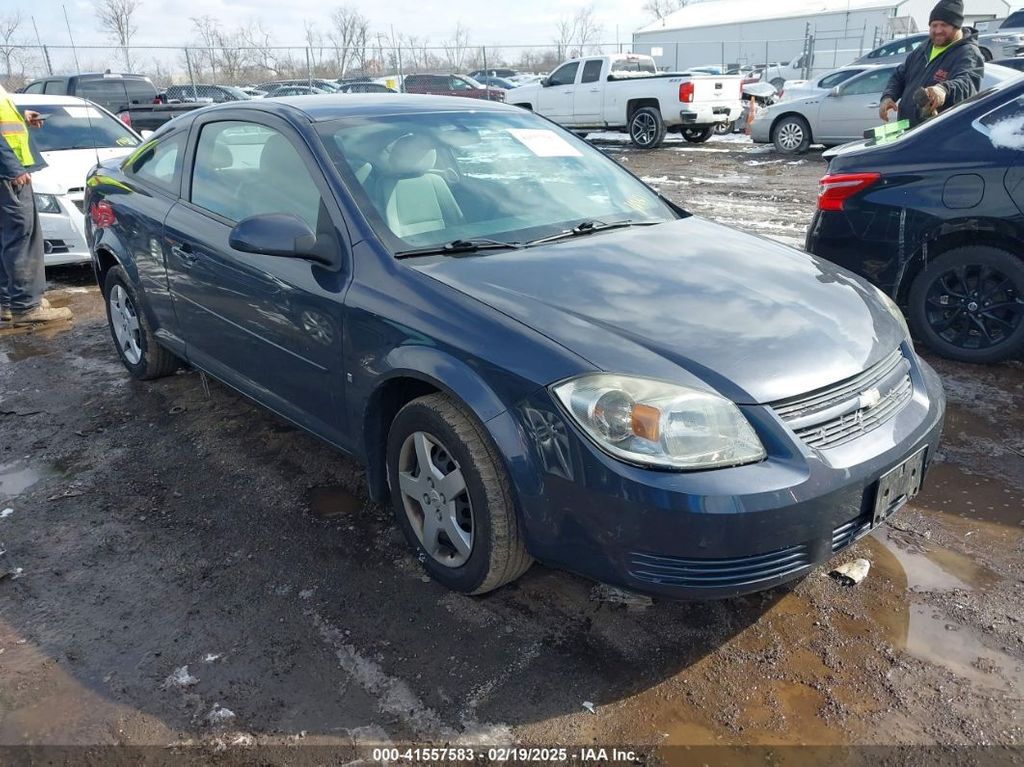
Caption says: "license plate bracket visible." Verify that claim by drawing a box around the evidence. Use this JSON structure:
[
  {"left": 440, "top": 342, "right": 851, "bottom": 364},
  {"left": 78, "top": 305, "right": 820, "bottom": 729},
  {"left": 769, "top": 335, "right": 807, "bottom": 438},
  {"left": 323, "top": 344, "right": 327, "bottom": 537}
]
[{"left": 873, "top": 448, "right": 927, "bottom": 526}]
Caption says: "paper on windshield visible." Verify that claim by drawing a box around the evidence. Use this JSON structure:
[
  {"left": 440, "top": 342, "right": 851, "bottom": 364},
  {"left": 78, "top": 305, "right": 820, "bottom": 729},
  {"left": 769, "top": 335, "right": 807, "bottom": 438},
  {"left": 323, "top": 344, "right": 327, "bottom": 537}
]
[
  {"left": 63, "top": 106, "right": 104, "bottom": 119},
  {"left": 506, "top": 129, "right": 582, "bottom": 157}
]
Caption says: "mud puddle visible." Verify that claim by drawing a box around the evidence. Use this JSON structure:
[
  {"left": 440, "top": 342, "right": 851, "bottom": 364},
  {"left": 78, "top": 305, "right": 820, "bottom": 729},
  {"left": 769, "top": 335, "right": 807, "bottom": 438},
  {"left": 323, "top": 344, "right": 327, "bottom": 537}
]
[
  {"left": 307, "top": 485, "right": 364, "bottom": 519},
  {"left": 911, "top": 460, "right": 1024, "bottom": 532},
  {"left": 0, "top": 462, "right": 57, "bottom": 500}
]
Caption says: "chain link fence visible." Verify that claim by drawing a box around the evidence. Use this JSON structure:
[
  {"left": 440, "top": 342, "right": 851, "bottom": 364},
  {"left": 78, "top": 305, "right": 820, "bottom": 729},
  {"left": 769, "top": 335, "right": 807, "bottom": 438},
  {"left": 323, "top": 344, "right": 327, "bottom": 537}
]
[{"left": 1, "top": 26, "right": 894, "bottom": 92}]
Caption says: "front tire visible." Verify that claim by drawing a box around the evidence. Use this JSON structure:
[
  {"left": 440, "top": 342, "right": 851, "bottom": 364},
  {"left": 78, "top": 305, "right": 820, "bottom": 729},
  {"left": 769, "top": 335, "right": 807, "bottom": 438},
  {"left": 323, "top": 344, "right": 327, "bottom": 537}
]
[
  {"left": 682, "top": 125, "right": 715, "bottom": 143},
  {"left": 907, "top": 246, "right": 1024, "bottom": 364},
  {"left": 772, "top": 114, "right": 811, "bottom": 154},
  {"left": 628, "top": 106, "right": 667, "bottom": 149},
  {"left": 103, "top": 265, "right": 180, "bottom": 379},
  {"left": 387, "top": 393, "right": 533, "bottom": 594}
]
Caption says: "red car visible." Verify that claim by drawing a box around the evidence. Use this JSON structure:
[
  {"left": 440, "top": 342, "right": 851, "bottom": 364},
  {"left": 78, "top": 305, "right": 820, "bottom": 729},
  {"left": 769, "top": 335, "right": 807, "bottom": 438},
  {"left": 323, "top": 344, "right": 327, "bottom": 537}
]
[{"left": 402, "top": 74, "right": 505, "bottom": 102}]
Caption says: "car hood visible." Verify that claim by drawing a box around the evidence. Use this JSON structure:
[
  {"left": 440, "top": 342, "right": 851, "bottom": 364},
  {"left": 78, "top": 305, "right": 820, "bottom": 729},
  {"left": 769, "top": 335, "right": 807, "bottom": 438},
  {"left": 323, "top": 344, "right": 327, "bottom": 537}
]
[
  {"left": 32, "top": 147, "right": 135, "bottom": 195},
  {"left": 413, "top": 218, "right": 904, "bottom": 404}
]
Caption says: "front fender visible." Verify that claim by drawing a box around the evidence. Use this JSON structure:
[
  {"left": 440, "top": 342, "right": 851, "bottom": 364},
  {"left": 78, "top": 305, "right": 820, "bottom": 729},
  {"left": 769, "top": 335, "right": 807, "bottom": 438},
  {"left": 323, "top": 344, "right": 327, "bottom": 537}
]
[{"left": 360, "top": 344, "right": 545, "bottom": 504}]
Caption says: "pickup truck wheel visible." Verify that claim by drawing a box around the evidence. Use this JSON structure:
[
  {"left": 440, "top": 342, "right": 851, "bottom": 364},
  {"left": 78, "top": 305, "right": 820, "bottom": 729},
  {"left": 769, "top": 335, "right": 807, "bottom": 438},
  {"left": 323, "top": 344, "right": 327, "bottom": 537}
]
[
  {"left": 772, "top": 115, "right": 811, "bottom": 154},
  {"left": 103, "top": 265, "right": 181, "bottom": 380},
  {"left": 713, "top": 120, "right": 734, "bottom": 135},
  {"left": 628, "top": 107, "right": 666, "bottom": 149},
  {"left": 387, "top": 393, "right": 533, "bottom": 594},
  {"left": 682, "top": 126, "right": 714, "bottom": 143},
  {"left": 907, "top": 246, "right": 1024, "bottom": 364}
]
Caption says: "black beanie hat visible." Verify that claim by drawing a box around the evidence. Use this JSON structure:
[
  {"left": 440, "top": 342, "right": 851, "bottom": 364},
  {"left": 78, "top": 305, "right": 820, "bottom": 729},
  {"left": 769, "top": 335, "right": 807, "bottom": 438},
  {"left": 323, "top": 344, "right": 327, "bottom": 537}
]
[{"left": 930, "top": 0, "right": 964, "bottom": 27}]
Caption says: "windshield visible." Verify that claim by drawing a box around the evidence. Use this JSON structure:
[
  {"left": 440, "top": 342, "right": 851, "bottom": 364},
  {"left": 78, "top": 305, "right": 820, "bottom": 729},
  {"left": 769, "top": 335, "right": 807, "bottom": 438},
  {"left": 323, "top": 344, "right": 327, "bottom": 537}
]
[
  {"left": 17, "top": 102, "right": 139, "bottom": 151},
  {"left": 315, "top": 110, "right": 677, "bottom": 252}
]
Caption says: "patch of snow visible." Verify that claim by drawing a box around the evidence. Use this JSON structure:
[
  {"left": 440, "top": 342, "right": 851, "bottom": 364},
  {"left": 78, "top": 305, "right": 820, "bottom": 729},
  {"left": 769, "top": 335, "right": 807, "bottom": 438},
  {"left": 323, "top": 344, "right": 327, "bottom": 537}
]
[
  {"left": 691, "top": 175, "right": 752, "bottom": 184},
  {"left": 710, "top": 133, "right": 754, "bottom": 144},
  {"left": 745, "top": 159, "right": 784, "bottom": 166},
  {"left": 0, "top": 508, "right": 12, "bottom": 519},
  {"left": 988, "top": 116, "right": 1024, "bottom": 150},
  {"left": 202, "top": 653, "right": 221, "bottom": 663},
  {"left": 667, "top": 146, "right": 732, "bottom": 153},
  {"left": 163, "top": 665, "right": 199, "bottom": 688},
  {"left": 206, "top": 704, "right": 236, "bottom": 725}
]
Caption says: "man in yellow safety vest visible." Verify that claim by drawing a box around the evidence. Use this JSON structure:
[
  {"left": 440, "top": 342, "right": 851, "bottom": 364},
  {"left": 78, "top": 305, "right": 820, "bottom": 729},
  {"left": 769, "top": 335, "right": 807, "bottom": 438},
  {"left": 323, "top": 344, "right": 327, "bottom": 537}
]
[{"left": 0, "top": 82, "right": 73, "bottom": 326}]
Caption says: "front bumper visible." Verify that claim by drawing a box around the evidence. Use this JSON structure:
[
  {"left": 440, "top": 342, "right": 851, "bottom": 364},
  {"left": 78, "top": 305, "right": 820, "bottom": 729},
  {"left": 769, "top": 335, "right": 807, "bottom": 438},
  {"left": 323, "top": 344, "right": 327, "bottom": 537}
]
[
  {"left": 749, "top": 116, "right": 772, "bottom": 143},
  {"left": 496, "top": 350, "right": 945, "bottom": 599},
  {"left": 39, "top": 193, "right": 91, "bottom": 267}
]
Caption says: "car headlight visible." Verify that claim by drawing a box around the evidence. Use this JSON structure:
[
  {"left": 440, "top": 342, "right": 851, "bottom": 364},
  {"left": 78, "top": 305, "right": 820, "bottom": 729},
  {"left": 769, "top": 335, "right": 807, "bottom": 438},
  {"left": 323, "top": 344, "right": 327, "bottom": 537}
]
[
  {"left": 551, "top": 374, "right": 766, "bottom": 470},
  {"left": 34, "top": 193, "right": 62, "bottom": 214},
  {"left": 872, "top": 285, "right": 911, "bottom": 342}
]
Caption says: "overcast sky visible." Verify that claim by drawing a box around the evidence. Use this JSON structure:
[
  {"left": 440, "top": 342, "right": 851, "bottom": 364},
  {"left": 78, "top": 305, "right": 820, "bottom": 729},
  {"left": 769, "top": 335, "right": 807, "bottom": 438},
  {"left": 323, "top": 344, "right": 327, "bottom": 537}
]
[{"left": 17, "top": 0, "right": 651, "bottom": 54}]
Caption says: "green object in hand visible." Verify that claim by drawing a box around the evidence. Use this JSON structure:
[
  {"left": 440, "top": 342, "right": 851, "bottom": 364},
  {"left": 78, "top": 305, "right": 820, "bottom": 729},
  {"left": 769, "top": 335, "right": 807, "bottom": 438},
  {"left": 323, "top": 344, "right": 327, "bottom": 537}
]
[{"left": 863, "top": 119, "right": 911, "bottom": 143}]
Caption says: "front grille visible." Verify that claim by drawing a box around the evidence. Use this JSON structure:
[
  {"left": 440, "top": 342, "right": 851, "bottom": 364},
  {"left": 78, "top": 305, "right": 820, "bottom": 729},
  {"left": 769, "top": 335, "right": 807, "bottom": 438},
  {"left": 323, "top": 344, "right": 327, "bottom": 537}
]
[
  {"left": 771, "top": 349, "right": 913, "bottom": 450},
  {"left": 832, "top": 516, "right": 873, "bottom": 552},
  {"left": 628, "top": 544, "right": 811, "bottom": 589}
]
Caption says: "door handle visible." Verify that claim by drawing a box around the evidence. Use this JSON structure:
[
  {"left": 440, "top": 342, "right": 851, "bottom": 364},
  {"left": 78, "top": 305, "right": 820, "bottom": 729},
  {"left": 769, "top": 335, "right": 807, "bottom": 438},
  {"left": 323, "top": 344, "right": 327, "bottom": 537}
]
[
  {"left": 171, "top": 242, "right": 198, "bottom": 265},
  {"left": 589, "top": 88, "right": 600, "bottom": 93}
]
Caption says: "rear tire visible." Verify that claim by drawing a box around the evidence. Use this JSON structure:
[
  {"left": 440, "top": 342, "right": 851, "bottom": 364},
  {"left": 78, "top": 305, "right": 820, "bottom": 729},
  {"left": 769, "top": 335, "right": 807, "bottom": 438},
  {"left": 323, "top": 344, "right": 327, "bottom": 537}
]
[
  {"left": 682, "top": 125, "right": 715, "bottom": 143},
  {"left": 713, "top": 120, "right": 734, "bottom": 135},
  {"left": 907, "top": 246, "right": 1024, "bottom": 364},
  {"left": 772, "top": 114, "right": 811, "bottom": 154},
  {"left": 628, "top": 106, "right": 667, "bottom": 149},
  {"left": 103, "top": 265, "right": 180, "bottom": 380},
  {"left": 387, "top": 393, "right": 533, "bottom": 594}
]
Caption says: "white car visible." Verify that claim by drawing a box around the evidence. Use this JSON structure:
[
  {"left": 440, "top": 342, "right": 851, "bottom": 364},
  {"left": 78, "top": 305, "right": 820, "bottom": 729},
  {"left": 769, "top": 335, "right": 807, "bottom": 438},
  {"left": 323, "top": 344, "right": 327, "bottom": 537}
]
[{"left": 11, "top": 94, "right": 142, "bottom": 267}]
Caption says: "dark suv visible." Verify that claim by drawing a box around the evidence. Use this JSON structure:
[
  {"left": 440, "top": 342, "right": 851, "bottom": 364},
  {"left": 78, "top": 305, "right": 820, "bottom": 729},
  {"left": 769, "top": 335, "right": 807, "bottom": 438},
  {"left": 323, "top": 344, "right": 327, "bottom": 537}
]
[{"left": 20, "top": 73, "right": 203, "bottom": 131}]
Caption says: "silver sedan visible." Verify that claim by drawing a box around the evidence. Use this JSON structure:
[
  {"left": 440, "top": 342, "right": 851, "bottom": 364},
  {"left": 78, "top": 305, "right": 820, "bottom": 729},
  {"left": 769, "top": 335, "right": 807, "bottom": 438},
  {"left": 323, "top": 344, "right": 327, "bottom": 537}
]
[{"left": 751, "top": 62, "right": 1020, "bottom": 153}]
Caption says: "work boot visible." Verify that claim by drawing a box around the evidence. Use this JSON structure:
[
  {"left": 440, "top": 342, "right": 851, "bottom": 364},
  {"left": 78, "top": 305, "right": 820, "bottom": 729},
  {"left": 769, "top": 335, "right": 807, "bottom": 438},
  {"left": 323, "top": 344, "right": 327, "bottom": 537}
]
[{"left": 11, "top": 303, "right": 73, "bottom": 326}]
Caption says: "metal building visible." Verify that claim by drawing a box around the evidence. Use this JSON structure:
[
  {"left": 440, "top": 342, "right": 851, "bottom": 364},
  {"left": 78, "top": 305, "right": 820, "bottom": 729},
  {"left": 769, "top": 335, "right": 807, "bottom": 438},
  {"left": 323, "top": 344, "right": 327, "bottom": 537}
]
[{"left": 633, "top": 0, "right": 1013, "bottom": 75}]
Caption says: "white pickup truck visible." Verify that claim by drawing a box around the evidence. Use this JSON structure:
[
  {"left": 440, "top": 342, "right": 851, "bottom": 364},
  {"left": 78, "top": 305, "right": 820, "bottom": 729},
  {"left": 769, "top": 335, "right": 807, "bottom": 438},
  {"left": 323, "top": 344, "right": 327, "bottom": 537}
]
[{"left": 506, "top": 53, "right": 743, "bottom": 149}]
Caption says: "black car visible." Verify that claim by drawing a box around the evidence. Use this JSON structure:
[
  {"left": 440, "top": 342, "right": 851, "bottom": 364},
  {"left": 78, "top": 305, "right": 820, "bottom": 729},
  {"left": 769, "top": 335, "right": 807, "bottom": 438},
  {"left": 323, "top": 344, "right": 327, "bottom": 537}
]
[
  {"left": 992, "top": 57, "right": 1024, "bottom": 72},
  {"left": 163, "top": 84, "right": 251, "bottom": 103},
  {"left": 806, "top": 77, "right": 1024, "bottom": 363},
  {"left": 337, "top": 82, "right": 396, "bottom": 94}
]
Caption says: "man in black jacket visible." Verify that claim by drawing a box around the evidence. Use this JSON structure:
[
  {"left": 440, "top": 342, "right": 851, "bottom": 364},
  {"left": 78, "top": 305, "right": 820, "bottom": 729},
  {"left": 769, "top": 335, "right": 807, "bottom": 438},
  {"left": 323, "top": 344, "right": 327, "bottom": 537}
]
[{"left": 879, "top": 0, "right": 984, "bottom": 127}]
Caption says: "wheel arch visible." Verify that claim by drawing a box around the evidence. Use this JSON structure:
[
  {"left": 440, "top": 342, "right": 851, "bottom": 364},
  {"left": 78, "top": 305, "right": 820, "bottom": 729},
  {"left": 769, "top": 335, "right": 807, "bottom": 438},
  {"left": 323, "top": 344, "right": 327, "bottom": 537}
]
[
  {"left": 770, "top": 110, "right": 813, "bottom": 143},
  {"left": 360, "top": 348, "right": 532, "bottom": 505},
  {"left": 894, "top": 219, "right": 1024, "bottom": 305},
  {"left": 626, "top": 97, "right": 661, "bottom": 122}
]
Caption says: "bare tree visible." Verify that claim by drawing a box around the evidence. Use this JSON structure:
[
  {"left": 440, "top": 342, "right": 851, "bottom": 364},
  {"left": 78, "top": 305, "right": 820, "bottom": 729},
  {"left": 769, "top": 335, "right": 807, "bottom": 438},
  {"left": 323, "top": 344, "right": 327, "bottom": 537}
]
[
  {"left": 328, "top": 6, "right": 369, "bottom": 76},
  {"left": 240, "top": 19, "right": 279, "bottom": 77},
  {"left": 554, "top": 6, "right": 603, "bottom": 59},
  {"left": 0, "top": 11, "right": 26, "bottom": 83},
  {"left": 643, "top": 0, "right": 688, "bottom": 21},
  {"left": 441, "top": 22, "right": 471, "bottom": 72},
  {"left": 95, "top": 0, "right": 141, "bottom": 70},
  {"left": 189, "top": 15, "right": 223, "bottom": 80}
]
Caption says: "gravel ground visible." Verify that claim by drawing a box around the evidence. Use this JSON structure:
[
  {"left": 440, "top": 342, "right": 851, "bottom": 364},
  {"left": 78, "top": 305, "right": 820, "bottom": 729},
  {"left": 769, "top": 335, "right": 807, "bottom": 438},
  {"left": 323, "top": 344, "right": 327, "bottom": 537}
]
[{"left": 0, "top": 134, "right": 1021, "bottom": 763}]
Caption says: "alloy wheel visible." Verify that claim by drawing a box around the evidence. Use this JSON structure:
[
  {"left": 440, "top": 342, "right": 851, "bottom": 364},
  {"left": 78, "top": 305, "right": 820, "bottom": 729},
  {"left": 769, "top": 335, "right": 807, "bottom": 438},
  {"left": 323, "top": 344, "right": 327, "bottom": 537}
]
[
  {"left": 109, "top": 284, "right": 142, "bottom": 365},
  {"left": 397, "top": 430, "right": 475, "bottom": 568},
  {"left": 631, "top": 112, "right": 657, "bottom": 146},
  {"left": 924, "top": 263, "right": 1023, "bottom": 351},
  {"left": 777, "top": 121, "right": 804, "bottom": 151}
]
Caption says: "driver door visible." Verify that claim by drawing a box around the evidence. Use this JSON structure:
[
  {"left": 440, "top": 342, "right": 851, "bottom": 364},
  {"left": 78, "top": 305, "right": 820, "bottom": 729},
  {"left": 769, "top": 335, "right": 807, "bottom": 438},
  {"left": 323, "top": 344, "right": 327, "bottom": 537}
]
[{"left": 537, "top": 62, "right": 580, "bottom": 125}]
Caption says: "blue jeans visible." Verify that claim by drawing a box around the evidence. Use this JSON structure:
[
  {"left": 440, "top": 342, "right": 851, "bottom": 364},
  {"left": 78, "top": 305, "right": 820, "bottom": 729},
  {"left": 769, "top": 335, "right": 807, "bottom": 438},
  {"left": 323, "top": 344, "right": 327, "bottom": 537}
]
[{"left": 0, "top": 177, "right": 45, "bottom": 312}]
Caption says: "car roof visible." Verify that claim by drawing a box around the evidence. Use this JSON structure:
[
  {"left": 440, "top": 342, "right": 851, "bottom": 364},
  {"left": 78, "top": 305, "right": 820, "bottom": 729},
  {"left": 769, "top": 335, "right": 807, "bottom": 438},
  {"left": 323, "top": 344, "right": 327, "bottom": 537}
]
[
  {"left": 10, "top": 93, "right": 99, "bottom": 106},
  {"left": 184, "top": 93, "right": 515, "bottom": 123}
]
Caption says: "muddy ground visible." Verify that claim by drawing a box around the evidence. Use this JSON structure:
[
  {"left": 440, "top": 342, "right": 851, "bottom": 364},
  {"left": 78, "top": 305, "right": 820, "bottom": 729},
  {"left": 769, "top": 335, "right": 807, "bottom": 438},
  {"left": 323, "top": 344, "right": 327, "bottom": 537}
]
[{"left": 0, "top": 134, "right": 1021, "bottom": 764}]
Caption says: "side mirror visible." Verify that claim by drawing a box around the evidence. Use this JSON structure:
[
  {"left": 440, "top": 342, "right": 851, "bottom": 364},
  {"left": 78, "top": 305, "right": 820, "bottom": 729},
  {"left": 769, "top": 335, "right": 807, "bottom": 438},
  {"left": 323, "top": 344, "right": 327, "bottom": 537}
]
[
  {"left": 229, "top": 213, "right": 331, "bottom": 266},
  {"left": 541, "top": 78, "right": 550, "bottom": 87},
  {"left": 829, "top": 86, "right": 841, "bottom": 98}
]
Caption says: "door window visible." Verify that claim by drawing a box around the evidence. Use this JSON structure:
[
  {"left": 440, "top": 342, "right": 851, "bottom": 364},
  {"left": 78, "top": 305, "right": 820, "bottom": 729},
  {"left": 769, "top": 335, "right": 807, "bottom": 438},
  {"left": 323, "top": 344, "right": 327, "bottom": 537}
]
[
  {"left": 819, "top": 69, "right": 861, "bottom": 89},
  {"left": 22, "top": 81, "right": 45, "bottom": 94},
  {"left": 122, "top": 131, "right": 187, "bottom": 193},
  {"left": 548, "top": 62, "right": 580, "bottom": 87},
  {"left": 76, "top": 79, "right": 131, "bottom": 112},
  {"left": 43, "top": 80, "right": 67, "bottom": 94},
  {"left": 840, "top": 68, "right": 894, "bottom": 96},
  {"left": 190, "top": 120, "right": 324, "bottom": 229},
  {"left": 581, "top": 60, "right": 603, "bottom": 84}
]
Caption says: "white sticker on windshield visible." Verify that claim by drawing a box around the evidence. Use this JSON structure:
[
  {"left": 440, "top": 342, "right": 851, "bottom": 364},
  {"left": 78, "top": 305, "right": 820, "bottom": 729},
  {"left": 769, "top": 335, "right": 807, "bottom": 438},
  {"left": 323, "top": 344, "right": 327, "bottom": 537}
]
[
  {"left": 63, "top": 106, "right": 103, "bottom": 119},
  {"left": 506, "top": 129, "right": 582, "bottom": 157}
]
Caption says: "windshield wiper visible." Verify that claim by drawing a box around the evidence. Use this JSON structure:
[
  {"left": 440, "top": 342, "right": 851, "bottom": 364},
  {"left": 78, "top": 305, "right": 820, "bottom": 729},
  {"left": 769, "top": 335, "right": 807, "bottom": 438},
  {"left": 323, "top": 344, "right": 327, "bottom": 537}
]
[
  {"left": 523, "top": 219, "right": 661, "bottom": 247},
  {"left": 394, "top": 238, "right": 523, "bottom": 259}
]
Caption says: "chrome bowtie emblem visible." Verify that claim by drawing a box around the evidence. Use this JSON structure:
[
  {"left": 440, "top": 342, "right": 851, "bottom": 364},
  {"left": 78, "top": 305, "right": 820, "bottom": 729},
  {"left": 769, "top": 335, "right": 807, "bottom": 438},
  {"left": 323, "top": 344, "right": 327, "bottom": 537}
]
[{"left": 859, "top": 387, "right": 882, "bottom": 409}]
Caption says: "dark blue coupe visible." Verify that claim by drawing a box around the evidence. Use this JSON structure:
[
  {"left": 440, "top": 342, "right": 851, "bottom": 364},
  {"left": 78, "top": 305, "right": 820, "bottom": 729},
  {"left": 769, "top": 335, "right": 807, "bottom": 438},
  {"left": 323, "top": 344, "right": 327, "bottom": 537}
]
[{"left": 86, "top": 95, "right": 945, "bottom": 599}]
